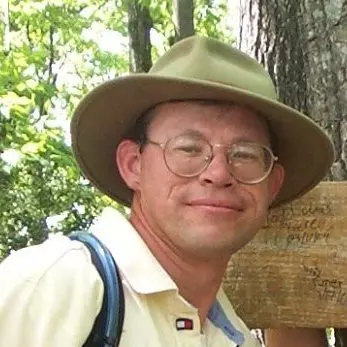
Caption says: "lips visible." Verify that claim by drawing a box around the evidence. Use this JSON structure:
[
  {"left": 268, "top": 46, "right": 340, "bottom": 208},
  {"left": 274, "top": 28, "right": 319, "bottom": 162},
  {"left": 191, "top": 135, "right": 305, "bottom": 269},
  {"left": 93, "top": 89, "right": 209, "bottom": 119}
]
[{"left": 187, "top": 198, "right": 244, "bottom": 211}]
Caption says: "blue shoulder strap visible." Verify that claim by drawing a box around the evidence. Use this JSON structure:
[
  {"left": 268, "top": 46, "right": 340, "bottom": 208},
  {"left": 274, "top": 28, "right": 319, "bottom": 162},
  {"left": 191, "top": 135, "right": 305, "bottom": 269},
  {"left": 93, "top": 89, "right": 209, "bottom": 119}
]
[{"left": 69, "top": 232, "right": 124, "bottom": 347}]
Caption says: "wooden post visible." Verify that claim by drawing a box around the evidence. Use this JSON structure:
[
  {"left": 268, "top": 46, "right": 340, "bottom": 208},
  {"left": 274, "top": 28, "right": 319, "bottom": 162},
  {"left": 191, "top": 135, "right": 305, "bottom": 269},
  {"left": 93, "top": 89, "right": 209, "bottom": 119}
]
[{"left": 224, "top": 182, "right": 347, "bottom": 329}]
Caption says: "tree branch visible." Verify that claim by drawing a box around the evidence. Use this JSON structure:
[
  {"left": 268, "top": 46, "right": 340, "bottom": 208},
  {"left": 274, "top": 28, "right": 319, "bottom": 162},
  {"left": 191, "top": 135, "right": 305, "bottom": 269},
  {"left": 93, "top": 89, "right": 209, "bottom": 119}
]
[
  {"left": 2, "top": 0, "right": 10, "bottom": 53},
  {"left": 48, "top": 25, "right": 55, "bottom": 83}
]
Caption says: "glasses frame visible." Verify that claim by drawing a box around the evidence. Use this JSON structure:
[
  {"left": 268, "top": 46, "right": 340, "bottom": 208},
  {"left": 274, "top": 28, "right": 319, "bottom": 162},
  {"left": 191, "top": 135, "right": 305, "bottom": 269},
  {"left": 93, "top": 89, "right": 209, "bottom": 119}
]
[{"left": 144, "top": 135, "right": 278, "bottom": 184}]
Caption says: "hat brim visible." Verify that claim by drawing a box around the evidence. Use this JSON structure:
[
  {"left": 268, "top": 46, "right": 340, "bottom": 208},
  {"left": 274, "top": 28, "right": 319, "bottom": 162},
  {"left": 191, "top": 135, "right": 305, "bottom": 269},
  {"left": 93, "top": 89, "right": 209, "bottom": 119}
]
[{"left": 71, "top": 74, "right": 334, "bottom": 208}]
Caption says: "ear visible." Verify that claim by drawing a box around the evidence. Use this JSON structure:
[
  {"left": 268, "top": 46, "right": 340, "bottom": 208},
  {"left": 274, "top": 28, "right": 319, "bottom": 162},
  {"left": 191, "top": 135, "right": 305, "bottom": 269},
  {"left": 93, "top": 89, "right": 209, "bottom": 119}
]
[
  {"left": 116, "top": 139, "right": 141, "bottom": 191},
  {"left": 268, "top": 163, "right": 285, "bottom": 204}
]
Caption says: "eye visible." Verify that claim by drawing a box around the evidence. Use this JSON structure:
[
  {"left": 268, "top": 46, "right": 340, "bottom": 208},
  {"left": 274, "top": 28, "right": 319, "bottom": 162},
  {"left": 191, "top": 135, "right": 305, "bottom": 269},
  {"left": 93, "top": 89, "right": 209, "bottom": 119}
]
[
  {"left": 231, "top": 150, "right": 258, "bottom": 161},
  {"left": 174, "top": 144, "right": 204, "bottom": 155},
  {"left": 168, "top": 135, "right": 208, "bottom": 157}
]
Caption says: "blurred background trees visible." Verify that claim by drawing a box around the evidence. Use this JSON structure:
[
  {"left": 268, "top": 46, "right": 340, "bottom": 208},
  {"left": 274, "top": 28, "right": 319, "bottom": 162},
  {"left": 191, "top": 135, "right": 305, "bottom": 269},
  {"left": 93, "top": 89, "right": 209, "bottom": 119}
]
[{"left": 0, "top": 0, "right": 230, "bottom": 259}]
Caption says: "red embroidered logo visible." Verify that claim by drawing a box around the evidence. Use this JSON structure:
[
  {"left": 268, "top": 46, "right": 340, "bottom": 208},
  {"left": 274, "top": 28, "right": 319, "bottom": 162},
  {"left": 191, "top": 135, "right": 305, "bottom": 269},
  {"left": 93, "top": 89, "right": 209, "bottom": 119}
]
[{"left": 176, "top": 318, "right": 194, "bottom": 330}]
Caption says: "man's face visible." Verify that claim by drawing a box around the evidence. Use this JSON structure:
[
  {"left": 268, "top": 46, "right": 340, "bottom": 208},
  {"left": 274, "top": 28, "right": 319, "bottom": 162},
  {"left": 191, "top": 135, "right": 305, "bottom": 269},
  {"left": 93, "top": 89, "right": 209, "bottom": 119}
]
[{"left": 122, "top": 101, "right": 284, "bottom": 259}]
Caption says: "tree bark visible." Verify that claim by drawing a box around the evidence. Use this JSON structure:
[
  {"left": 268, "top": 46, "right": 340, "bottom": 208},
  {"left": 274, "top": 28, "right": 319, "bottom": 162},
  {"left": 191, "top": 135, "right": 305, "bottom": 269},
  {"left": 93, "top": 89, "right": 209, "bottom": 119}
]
[
  {"left": 237, "top": 0, "right": 347, "bottom": 345},
  {"left": 238, "top": 0, "right": 347, "bottom": 182},
  {"left": 127, "top": 0, "right": 152, "bottom": 73},
  {"left": 172, "top": 0, "right": 195, "bottom": 41},
  {"left": 336, "top": 328, "right": 347, "bottom": 347}
]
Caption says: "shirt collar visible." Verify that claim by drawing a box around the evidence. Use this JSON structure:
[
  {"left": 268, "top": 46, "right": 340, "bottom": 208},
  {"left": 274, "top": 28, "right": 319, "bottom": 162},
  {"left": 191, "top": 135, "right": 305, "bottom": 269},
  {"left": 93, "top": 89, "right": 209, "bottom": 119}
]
[
  {"left": 208, "top": 297, "right": 245, "bottom": 346},
  {"left": 90, "top": 207, "right": 177, "bottom": 294},
  {"left": 90, "top": 208, "right": 245, "bottom": 345}
]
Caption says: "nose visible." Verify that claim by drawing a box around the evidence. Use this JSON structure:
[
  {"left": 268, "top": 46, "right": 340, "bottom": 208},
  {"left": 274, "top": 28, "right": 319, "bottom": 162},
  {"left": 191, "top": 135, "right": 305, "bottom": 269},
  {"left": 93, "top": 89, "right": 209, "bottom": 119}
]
[{"left": 198, "top": 152, "right": 235, "bottom": 188}]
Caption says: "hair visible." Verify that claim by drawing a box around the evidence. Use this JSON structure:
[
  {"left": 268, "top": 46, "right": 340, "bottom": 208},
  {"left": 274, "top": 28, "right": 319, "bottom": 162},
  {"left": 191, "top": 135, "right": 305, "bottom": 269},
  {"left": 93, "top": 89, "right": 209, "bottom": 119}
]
[
  {"left": 122, "top": 105, "right": 158, "bottom": 152},
  {"left": 123, "top": 100, "right": 278, "bottom": 155}
]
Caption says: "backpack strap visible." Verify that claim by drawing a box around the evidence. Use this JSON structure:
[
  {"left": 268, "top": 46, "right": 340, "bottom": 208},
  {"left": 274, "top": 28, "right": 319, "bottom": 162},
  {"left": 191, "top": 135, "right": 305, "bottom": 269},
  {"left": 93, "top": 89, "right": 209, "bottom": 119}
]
[{"left": 69, "top": 232, "right": 125, "bottom": 347}]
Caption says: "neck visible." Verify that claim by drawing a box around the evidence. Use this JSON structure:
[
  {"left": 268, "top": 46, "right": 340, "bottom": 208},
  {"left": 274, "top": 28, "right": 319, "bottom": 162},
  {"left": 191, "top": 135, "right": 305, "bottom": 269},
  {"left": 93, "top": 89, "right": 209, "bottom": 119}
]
[{"left": 130, "top": 201, "right": 229, "bottom": 323}]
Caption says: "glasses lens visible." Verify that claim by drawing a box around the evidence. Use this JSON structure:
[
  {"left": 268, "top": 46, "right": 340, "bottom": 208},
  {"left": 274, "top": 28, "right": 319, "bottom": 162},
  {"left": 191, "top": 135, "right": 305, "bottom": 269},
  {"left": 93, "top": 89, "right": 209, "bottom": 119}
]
[
  {"left": 164, "top": 135, "right": 211, "bottom": 176},
  {"left": 228, "top": 143, "right": 273, "bottom": 183}
]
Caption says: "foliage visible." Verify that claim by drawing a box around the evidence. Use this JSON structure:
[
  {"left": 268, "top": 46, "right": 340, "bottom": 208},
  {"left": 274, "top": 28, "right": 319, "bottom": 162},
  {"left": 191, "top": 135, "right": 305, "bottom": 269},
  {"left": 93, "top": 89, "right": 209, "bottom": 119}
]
[
  {"left": 0, "top": 0, "right": 233, "bottom": 260},
  {"left": 194, "top": 0, "right": 232, "bottom": 43},
  {"left": 0, "top": 0, "right": 128, "bottom": 259}
]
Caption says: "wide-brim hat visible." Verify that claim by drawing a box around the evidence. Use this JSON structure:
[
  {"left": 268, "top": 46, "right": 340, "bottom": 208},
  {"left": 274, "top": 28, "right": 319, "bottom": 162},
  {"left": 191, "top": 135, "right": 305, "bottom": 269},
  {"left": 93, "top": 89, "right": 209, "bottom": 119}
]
[{"left": 71, "top": 36, "right": 334, "bottom": 208}]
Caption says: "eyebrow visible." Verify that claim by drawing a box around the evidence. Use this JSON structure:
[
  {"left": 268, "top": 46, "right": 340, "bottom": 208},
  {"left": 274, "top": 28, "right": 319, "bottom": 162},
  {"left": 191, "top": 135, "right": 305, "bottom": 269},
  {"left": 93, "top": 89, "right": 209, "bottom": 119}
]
[
  {"left": 177, "top": 130, "right": 266, "bottom": 146},
  {"left": 179, "top": 129, "right": 204, "bottom": 137}
]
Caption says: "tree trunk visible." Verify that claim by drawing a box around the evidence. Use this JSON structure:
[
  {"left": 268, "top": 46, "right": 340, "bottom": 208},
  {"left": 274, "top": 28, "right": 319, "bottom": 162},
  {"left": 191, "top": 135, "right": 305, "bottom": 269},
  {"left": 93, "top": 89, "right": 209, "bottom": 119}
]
[
  {"left": 237, "top": 0, "right": 347, "bottom": 345},
  {"left": 336, "top": 329, "right": 347, "bottom": 347},
  {"left": 127, "top": 0, "right": 152, "bottom": 73},
  {"left": 172, "top": 0, "right": 195, "bottom": 41},
  {"left": 237, "top": 0, "right": 347, "bottom": 182}
]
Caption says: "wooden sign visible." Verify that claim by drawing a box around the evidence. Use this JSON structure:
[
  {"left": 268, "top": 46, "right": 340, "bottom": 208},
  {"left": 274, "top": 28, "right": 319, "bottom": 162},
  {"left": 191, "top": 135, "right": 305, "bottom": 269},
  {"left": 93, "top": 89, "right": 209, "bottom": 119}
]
[{"left": 223, "top": 182, "right": 347, "bottom": 329}]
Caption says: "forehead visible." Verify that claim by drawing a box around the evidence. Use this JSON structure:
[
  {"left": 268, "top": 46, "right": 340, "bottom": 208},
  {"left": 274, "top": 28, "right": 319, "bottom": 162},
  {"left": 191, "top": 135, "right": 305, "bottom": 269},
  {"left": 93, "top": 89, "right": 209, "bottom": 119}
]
[{"left": 147, "top": 101, "right": 270, "bottom": 143}]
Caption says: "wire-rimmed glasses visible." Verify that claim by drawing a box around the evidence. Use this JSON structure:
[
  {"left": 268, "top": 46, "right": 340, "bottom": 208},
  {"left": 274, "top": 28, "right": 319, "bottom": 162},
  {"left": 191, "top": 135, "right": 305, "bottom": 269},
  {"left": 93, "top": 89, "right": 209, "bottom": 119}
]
[{"left": 145, "top": 134, "right": 278, "bottom": 184}]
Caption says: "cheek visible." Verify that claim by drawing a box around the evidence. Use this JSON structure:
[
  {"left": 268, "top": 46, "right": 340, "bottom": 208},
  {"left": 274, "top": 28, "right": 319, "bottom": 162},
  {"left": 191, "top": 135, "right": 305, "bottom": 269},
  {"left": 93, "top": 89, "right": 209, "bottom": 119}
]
[
  {"left": 139, "top": 157, "right": 178, "bottom": 203},
  {"left": 244, "top": 183, "right": 272, "bottom": 213}
]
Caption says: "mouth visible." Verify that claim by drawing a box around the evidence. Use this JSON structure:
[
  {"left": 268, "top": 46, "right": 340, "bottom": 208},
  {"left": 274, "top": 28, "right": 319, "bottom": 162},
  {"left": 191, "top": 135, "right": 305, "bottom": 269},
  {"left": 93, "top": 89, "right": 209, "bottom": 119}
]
[{"left": 187, "top": 199, "right": 244, "bottom": 212}]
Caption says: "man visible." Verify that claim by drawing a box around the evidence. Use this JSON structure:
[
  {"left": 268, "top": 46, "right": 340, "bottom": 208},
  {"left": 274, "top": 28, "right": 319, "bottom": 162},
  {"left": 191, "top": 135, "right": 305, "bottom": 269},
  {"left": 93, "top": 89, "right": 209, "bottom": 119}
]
[{"left": 0, "top": 36, "right": 334, "bottom": 346}]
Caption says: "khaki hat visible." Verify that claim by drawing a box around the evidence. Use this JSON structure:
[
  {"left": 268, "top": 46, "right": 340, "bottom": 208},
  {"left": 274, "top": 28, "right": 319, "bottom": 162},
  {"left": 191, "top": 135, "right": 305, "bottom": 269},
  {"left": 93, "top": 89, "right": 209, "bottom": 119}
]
[{"left": 71, "top": 36, "right": 334, "bottom": 208}]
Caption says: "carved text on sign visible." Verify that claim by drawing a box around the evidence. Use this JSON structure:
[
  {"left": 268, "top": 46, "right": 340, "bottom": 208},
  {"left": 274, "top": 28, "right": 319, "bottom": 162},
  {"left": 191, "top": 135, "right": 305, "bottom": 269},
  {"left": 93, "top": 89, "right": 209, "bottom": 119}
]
[
  {"left": 303, "top": 264, "right": 347, "bottom": 304},
  {"left": 263, "top": 200, "right": 333, "bottom": 227},
  {"left": 260, "top": 199, "right": 334, "bottom": 249}
]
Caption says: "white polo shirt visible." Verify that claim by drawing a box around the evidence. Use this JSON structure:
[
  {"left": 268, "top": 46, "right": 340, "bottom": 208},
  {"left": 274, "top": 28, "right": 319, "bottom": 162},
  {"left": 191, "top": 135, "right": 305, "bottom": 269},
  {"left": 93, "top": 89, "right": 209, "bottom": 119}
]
[{"left": 0, "top": 208, "right": 260, "bottom": 347}]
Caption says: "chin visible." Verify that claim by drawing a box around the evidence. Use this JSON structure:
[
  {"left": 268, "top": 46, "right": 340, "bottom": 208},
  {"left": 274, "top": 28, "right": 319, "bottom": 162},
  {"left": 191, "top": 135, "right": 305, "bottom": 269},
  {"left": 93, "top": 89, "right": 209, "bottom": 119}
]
[{"left": 182, "top": 232, "right": 252, "bottom": 258}]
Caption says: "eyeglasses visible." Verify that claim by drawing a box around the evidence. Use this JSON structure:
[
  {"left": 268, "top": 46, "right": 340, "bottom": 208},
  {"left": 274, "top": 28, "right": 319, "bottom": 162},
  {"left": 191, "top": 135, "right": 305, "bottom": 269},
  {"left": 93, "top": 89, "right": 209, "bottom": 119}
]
[{"left": 145, "top": 134, "right": 278, "bottom": 184}]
